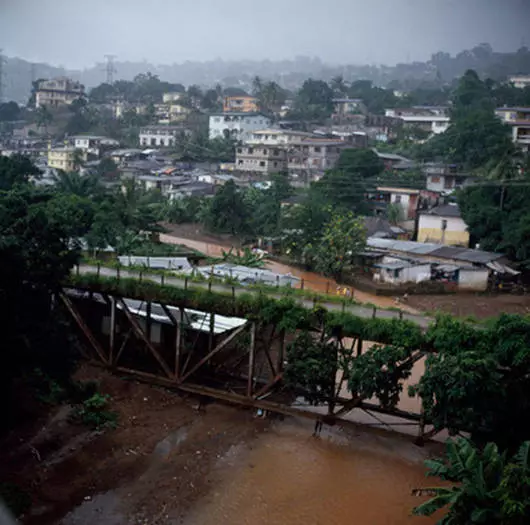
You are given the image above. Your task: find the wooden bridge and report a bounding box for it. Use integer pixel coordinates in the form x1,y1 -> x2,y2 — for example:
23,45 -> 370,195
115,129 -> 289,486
59,272 -> 437,444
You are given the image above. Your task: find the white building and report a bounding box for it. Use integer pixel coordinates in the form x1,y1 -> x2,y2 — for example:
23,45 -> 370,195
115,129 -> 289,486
373,258 -> 431,285
508,75 -> 530,89
208,113 -> 272,142
495,107 -> 530,153
163,92 -> 185,104
385,107 -> 450,135
71,135 -> 120,157
139,126 -> 189,147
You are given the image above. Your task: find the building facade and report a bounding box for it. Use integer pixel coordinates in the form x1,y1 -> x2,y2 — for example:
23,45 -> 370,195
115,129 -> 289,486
417,204 -> 469,247
424,163 -> 473,193
495,107 -> 530,153
223,95 -> 259,113
139,126 -> 189,147
71,135 -> 120,157
385,107 -> 450,135
36,78 -> 85,108
208,113 -> 271,142
47,146 -> 85,171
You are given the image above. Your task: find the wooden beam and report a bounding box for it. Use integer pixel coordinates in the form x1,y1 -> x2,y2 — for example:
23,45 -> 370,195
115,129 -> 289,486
109,296 -> 116,363
117,298 -> 173,378
114,328 -> 132,366
59,291 -> 108,364
247,322 -> 256,398
179,322 -> 249,383
253,374 -> 282,399
175,307 -> 183,379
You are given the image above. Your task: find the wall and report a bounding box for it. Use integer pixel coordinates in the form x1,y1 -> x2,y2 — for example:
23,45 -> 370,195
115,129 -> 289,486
209,115 -> 271,141
458,269 -> 489,291
417,215 -> 470,247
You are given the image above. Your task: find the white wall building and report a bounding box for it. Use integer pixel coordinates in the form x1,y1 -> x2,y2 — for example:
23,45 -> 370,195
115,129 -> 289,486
71,135 -> 120,157
385,107 -> 450,135
417,204 -> 470,247
495,107 -> 530,153
208,113 -> 272,142
139,126 -> 189,147
508,75 -> 530,89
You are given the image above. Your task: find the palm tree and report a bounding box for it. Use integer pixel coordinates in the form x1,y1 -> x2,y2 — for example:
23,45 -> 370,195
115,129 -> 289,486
413,438 -> 530,524
54,171 -> 101,198
252,75 -> 263,97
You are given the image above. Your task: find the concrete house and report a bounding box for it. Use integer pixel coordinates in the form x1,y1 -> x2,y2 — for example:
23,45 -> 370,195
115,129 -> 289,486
424,163 -> 473,193
385,106 -> 450,135
36,77 -> 85,108
223,95 -> 259,113
139,126 -> 189,147
495,107 -> 530,153
417,203 -> 469,247
209,113 -> 272,142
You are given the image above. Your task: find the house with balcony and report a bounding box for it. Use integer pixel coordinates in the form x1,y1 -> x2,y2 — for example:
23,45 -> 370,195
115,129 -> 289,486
71,135 -> 120,158
208,113 -> 272,142
35,77 -> 85,108
235,129 -> 315,174
47,146 -> 86,172
385,106 -> 450,135
223,95 -> 259,113
495,106 -> 530,153
287,138 -> 346,181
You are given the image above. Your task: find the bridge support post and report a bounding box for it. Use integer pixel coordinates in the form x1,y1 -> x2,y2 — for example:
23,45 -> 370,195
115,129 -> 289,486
175,307 -> 183,379
247,322 -> 256,398
109,296 -> 116,364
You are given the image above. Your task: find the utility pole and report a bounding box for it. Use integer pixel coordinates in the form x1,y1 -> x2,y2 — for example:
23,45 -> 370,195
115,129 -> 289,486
104,54 -> 117,85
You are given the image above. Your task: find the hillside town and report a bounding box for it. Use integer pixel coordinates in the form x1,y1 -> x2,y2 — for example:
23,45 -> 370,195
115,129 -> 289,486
2,6 -> 530,523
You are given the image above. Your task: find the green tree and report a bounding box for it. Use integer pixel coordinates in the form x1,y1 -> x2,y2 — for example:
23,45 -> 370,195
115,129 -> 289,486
201,179 -> 248,235
313,212 -> 366,278
291,79 -> 334,121
35,105 -> 53,133
0,101 -> 21,122
413,438 -> 530,525
0,155 -> 40,191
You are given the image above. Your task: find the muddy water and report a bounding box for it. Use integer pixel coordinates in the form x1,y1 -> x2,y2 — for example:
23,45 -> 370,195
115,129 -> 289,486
160,233 -> 418,313
185,423 -> 438,525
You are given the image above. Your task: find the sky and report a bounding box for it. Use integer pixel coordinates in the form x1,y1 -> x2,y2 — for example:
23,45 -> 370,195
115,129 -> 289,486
1,0 -> 529,68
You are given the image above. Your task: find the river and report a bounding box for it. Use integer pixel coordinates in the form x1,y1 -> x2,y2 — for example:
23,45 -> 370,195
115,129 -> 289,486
184,420 -> 440,525
159,233 -> 418,313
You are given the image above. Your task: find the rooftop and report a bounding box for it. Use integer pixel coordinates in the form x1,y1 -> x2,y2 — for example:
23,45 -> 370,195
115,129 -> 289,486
366,237 -> 504,264
210,112 -> 269,118
423,203 -> 462,218
333,98 -> 364,103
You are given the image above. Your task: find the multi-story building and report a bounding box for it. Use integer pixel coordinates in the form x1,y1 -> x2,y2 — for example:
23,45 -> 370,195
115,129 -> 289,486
47,146 -> 85,172
385,106 -> 450,135
495,106 -> 530,153
163,92 -> 185,104
139,126 -> 189,147
35,77 -> 85,108
208,113 -> 271,142
223,95 -> 259,113
235,129 -> 349,180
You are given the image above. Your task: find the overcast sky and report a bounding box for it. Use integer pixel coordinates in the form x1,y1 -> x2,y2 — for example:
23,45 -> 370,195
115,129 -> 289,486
1,0 -> 529,68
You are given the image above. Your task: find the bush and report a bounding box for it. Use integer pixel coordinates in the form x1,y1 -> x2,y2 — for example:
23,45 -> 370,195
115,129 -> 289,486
70,393 -> 118,430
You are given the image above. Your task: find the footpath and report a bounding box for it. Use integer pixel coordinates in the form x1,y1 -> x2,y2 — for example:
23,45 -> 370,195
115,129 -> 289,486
76,265 -> 432,329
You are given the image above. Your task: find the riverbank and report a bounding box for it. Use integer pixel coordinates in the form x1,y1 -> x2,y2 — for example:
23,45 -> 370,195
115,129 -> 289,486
1,365 -> 442,524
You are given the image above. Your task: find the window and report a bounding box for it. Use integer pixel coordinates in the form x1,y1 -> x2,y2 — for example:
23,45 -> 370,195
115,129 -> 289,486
248,148 -> 254,154
151,138 -> 156,146
238,160 -> 243,165
159,139 -> 165,146
314,146 -> 321,153
394,195 -> 402,203
430,176 -> 440,183
273,162 -> 278,167
237,148 -> 242,154
263,149 -> 268,155
259,161 -> 265,167
273,149 -> 279,156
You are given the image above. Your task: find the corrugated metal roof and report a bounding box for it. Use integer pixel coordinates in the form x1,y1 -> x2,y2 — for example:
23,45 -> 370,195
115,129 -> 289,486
428,246 -> 468,259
